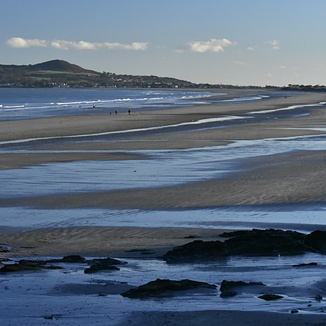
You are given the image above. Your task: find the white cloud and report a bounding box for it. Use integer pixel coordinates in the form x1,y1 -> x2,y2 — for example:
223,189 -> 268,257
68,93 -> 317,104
101,42 -> 148,51
187,38 -> 233,53
51,40 -> 97,50
6,37 -> 48,48
6,37 -> 148,51
268,40 -> 280,50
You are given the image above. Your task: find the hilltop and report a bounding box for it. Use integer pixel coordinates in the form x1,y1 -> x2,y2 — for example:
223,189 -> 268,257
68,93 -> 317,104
0,59 -> 209,89
0,59 -> 271,89
0,60 -> 96,74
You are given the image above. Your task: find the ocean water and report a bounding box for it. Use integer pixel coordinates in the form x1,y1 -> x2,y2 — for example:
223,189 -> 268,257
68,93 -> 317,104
0,88 -> 325,231
0,88 -> 216,121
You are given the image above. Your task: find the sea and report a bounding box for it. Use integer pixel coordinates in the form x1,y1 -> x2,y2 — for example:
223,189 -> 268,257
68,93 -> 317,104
0,87 -> 216,121
0,87 -> 326,231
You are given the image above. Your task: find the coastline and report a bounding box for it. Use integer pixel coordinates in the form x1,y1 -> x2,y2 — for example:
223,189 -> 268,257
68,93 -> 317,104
1,90 -> 326,325
1,90 -> 325,144
0,92 -> 326,251
1,90 -> 326,248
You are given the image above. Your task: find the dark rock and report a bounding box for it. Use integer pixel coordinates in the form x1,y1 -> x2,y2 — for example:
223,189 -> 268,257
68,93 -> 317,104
0,263 -> 45,273
43,314 -> 61,320
45,265 -> 64,270
305,230 -> 326,253
163,240 -> 228,263
224,229 -> 308,256
291,309 -> 299,314
121,278 -> 216,298
87,257 -> 126,266
43,315 -> 54,320
19,259 -> 55,266
125,249 -> 155,255
163,229 -> 312,263
62,255 -> 86,263
315,294 -> 323,301
19,256 -> 85,266
84,257 -> 125,274
220,290 -> 238,298
258,294 -> 283,301
292,262 -> 318,267
220,280 -> 265,294
84,265 -> 119,274
220,230 -> 254,238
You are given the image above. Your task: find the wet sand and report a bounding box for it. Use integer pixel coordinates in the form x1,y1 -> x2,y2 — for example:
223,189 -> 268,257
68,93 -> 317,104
1,90 -> 326,252
120,310 -> 326,326
0,226 -> 228,258
0,91 -> 326,211
1,90 -> 326,325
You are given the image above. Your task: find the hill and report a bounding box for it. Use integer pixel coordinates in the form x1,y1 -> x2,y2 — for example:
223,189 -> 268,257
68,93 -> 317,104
32,60 -> 97,74
0,59 -> 205,88
0,60 -> 96,73
0,59 -> 263,89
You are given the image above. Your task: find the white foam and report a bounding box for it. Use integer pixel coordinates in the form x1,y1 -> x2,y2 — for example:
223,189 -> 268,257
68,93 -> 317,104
0,115 -> 247,146
249,102 -> 324,115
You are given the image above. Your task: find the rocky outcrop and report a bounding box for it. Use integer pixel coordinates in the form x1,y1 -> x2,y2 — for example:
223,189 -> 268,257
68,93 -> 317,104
304,230 -> 326,253
84,258 -> 125,274
258,294 -> 283,301
0,255 -> 126,274
61,255 -> 86,263
163,229 -> 324,263
223,229 -> 309,256
163,240 -> 228,263
121,278 -> 217,298
0,262 -> 46,273
220,280 -> 265,298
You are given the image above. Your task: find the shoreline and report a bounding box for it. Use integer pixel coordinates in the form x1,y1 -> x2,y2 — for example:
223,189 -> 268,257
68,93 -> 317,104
1,89 -> 326,232
1,90 -> 326,325
1,90 -> 325,143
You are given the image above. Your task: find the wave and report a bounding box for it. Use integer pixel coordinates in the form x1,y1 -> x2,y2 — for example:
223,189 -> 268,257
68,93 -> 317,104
222,95 -> 269,103
0,115 -> 247,146
249,102 -> 325,115
3,105 -> 26,111
0,88 -> 268,121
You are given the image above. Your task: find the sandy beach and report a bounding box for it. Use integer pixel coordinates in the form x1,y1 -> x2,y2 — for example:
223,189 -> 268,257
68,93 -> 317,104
1,91 -> 325,211
1,89 -> 326,325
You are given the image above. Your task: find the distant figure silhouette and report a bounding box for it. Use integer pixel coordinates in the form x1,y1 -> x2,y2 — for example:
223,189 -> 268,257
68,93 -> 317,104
115,110 -> 118,114
128,109 -> 131,115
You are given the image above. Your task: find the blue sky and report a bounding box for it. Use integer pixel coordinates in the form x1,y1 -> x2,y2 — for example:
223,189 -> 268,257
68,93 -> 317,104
1,0 -> 326,86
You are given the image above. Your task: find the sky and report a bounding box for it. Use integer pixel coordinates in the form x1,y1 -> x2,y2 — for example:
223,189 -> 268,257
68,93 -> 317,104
1,0 -> 326,86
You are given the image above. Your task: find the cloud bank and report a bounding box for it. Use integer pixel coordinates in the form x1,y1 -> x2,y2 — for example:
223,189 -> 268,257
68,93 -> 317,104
6,37 -> 48,48
187,38 -> 233,53
6,37 -> 148,51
